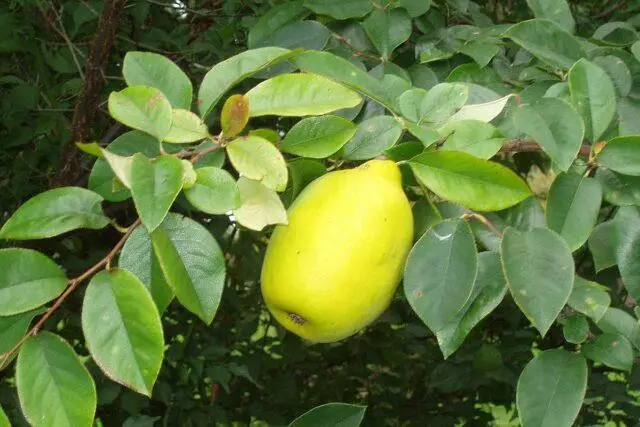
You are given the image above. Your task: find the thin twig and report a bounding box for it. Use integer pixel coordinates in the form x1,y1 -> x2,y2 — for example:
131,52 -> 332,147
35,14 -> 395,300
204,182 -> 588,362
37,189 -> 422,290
331,33 -> 380,61
462,212 -> 504,238
500,138 -> 591,157
39,0 -> 86,80
0,219 -> 141,367
190,142 -> 223,164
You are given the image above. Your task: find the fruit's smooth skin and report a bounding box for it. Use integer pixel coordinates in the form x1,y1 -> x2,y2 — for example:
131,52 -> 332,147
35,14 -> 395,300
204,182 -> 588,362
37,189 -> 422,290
261,159 -> 414,343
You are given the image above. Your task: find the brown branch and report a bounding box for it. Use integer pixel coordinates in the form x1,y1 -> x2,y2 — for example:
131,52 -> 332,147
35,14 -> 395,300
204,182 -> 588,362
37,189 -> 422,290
500,138 -> 591,157
55,0 -> 128,187
331,33 -> 380,61
462,213 -> 504,238
594,0 -> 626,19
0,219 -> 140,368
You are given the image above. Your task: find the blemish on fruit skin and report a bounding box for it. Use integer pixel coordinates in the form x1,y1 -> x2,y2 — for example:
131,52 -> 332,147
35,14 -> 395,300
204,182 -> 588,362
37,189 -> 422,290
413,290 -> 423,298
288,313 -> 306,325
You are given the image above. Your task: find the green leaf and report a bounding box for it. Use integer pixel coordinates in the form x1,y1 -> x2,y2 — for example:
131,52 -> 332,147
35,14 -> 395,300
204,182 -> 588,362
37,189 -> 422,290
618,98 -> 640,136
17,332 -> 96,427
226,136 -> 288,191
76,141 -> 103,157
0,187 -> 109,240
247,1 -> 307,47
341,116 -> 403,160
614,207 -> 640,301
596,168 -> 640,206
439,120 -> 505,159
421,83 -> 468,124
281,116 -> 356,158
184,167 -> 240,214
568,277 -> 610,322
291,51 -> 395,112
362,9 -> 411,59
404,219 -> 478,332
593,22 -> 639,47
596,136 -> 640,176
385,141 -> 425,162
164,109 -> 209,143
88,131 -> 162,202
504,197 -> 545,231
412,199 -> 442,239
456,42 -> 500,68
563,314 -> 589,344
513,98 -> 584,171
288,403 -> 366,427
245,73 -> 361,117
123,51 -> 193,109
283,159 -> 326,205
398,88 -> 429,122
545,173 -> 602,251
129,154 -> 184,232
118,226 -> 174,313
108,86 -> 173,141
0,308 -> 43,356
233,177 -> 288,231
397,0 -> 431,17
254,21 -> 330,53
403,121 -> 440,147
568,59 -> 617,142
409,151 -> 532,211
525,0 -> 575,33
516,349 -> 587,427
435,252 -> 508,358
446,94 -> 512,124
220,95 -> 249,138
592,56 -> 632,97
0,405 -> 8,427
151,213 -> 226,324
82,269 -> 164,396
506,19 -> 585,69
596,307 -> 640,350
588,220 -> 617,272
501,227 -> 574,336
0,248 -> 67,316
198,47 -> 294,118
304,0 -> 374,19
582,333 -> 634,371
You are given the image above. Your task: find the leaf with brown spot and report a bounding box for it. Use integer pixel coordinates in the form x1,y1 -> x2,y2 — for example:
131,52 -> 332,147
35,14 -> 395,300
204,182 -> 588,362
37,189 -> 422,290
221,95 -> 249,137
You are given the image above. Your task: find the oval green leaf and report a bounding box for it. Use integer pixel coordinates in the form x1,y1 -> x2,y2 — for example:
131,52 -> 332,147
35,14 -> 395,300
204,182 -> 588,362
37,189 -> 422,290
545,173 -> 602,251
184,167 -> 241,214
164,109 -> 209,144
129,154 -> 183,232
516,349 -> 587,427
595,168 -> 640,206
226,136 -> 288,191
16,332 -> 97,427
409,151 -> 532,211
501,227 -> 574,336
588,220 -> 617,272
108,85 -> 173,141
525,0 -> 575,33
118,225 -> 174,313
151,213 -> 226,324
0,248 -> 67,316
568,277 -> 611,322
281,115 -> 356,158
0,308 -> 44,356
123,51 -> 193,109
596,136 -> 640,176
506,19 -> 585,69
563,314 -> 589,344
582,333 -> 634,372
198,47 -> 294,118
513,98 -> 584,171
596,307 -> 640,350
82,269 -> 164,396
341,116 -> 403,161
439,120 -> 505,159
568,59 -> 617,142
0,187 -> 109,240
362,8 -> 411,59
288,403 -> 366,427
435,251 -> 508,358
404,219 -> 478,332
245,73 -> 361,117
233,177 -> 288,231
